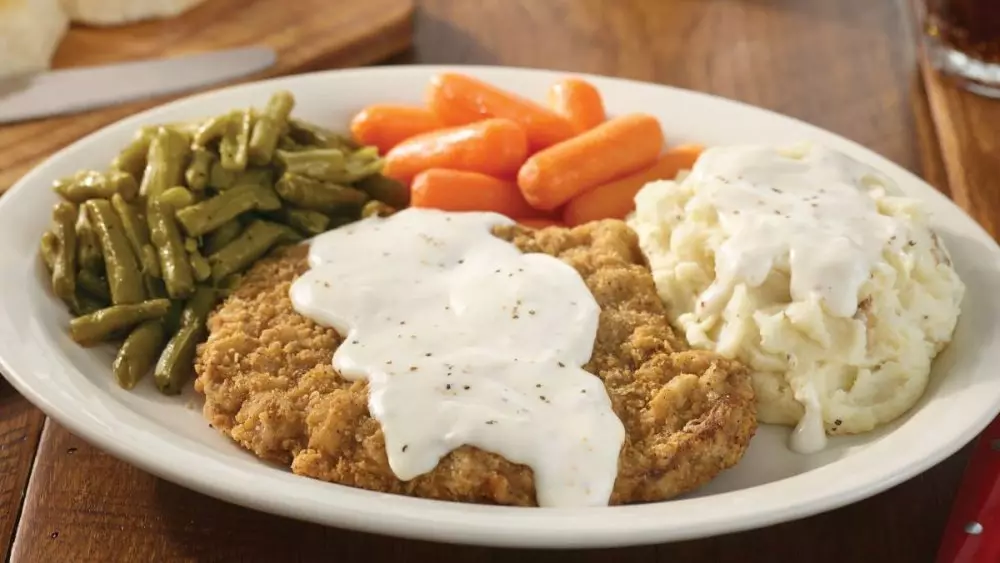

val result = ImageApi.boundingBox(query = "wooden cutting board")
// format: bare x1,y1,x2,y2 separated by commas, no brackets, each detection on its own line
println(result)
0,0,414,194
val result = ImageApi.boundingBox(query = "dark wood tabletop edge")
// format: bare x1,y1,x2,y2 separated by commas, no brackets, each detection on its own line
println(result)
0,385,46,563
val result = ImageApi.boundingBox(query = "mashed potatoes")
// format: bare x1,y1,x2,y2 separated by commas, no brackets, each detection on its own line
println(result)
628,143,964,453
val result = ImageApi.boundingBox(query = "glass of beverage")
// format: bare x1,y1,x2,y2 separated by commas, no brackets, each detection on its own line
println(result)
920,0,1000,98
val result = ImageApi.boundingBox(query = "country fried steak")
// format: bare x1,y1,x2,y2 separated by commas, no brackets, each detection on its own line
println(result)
193,220,757,505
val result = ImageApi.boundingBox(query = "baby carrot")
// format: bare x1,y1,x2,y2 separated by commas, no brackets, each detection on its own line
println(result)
383,118,528,185
563,144,705,226
547,78,606,133
411,169,543,219
427,73,575,151
350,104,444,154
517,113,665,211
517,218,565,229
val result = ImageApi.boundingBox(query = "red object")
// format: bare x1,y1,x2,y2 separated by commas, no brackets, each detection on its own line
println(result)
937,415,1000,563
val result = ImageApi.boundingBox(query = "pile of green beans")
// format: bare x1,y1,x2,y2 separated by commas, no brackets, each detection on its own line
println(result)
39,91,408,394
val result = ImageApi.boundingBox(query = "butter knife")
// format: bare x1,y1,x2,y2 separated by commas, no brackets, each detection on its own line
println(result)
0,46,277,125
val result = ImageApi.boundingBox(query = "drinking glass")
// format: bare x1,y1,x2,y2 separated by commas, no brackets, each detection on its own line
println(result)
920,0,1000,98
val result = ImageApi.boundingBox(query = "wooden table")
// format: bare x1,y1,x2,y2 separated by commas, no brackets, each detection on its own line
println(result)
2,0,998,561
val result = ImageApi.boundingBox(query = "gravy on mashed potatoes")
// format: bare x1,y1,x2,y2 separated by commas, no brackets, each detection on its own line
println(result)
628,143,964,453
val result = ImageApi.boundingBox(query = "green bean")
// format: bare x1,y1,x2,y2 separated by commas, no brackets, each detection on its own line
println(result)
220,109,252,172
145,275,167,300
179,286,216,328
328,150,383,184
277,135,308,152
288,118,357,151
274,173,368,213
51,202,78,305
110,194,160,279
54,170,139,203
249,91,294,166
208,161,239,190
72,292,106,317
203,220,242,255
328,215,357,230
357,174,410,209
233,167,274,189
147,199,195,299
69,298,171,346
215,273,243,298
77,269,111,302
140,127,191,202
113,320,166,390
75,204,104,273
40,231,58,271
276,149,346,181
175,183,281,237
154,323,201,394
208,220,290,282
70,298,170,345
158,186,196,209
85,199,146,305
281,208,330,236
193,114,232,148
185,148,215,191
111,129,156,180
361,200,396,219
155,287,217,395
208,165,273,191
274,223,303,245
189,250,212,281
144,122,200,138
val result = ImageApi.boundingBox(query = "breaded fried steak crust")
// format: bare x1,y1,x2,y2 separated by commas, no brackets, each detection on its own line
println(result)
194,220,757,506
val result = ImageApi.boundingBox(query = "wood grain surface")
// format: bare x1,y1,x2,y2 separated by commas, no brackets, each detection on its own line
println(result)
919,49,1000,239
2,0,996,561
0,0,415,195
0,386,45,562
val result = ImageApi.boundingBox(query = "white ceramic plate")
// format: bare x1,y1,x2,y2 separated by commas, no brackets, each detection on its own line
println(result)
2,66,999,549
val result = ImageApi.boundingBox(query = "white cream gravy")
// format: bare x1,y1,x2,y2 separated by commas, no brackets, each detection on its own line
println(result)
290,208,625,507
686,144,907,454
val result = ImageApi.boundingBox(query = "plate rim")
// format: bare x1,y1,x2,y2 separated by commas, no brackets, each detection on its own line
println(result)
1,64,998,548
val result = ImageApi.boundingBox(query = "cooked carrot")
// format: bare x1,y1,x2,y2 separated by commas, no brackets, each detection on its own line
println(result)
547,78,606,133
517,113,664,211
427,73,575,151
382,119,528,185
350,104,444,154
563,144,704,226
411,169,545,218
517,218,565,229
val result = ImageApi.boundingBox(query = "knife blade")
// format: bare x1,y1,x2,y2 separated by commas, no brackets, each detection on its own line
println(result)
0,46,277,125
